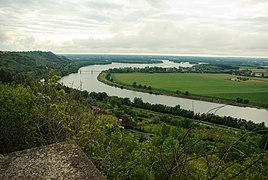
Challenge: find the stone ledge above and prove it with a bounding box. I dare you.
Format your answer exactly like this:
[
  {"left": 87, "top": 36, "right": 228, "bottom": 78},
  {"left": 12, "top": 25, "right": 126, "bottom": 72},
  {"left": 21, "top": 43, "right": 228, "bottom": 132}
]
[{"left": 0, "top": 141, "right": 105, "bottom": 180}]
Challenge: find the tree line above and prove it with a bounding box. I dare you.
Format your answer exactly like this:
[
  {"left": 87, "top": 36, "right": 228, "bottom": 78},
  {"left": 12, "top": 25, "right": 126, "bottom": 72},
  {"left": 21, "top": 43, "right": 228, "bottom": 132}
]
[
  {"left": 106, "top": 65, "right": 267, "bottom": 78},
  {"left": 88, "top": 92, "right": 267, "bottom": 133}
]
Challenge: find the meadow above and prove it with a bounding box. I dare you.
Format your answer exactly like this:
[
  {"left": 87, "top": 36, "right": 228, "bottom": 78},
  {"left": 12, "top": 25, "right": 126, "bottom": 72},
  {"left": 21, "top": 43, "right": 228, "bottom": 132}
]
[{"left": 112, "top": 73, "right": 268, "bottom": 106}]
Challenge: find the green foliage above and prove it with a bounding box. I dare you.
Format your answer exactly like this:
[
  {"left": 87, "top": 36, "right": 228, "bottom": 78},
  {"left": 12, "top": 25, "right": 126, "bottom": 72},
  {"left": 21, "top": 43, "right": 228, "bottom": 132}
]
[
  {"left": 1, "top": 78, "right": 267, "bottom": 179},
  {"left": 0, "top": 83, "right": 37, "bottom": 153},
  {"left": 65, "top": 54, "right": 162, "bottom": 64},
  {"left": 1, "top": 75, "right": 100, "bottom": 153},
  {"left": 0, "top": 51, "right": 70, "bottom": 81},
  {"left": 0, "top": 154, "right": 4, "bottom": 160},
  {"left": 259, "top": 134, "right": 268, "bottom": 150}
]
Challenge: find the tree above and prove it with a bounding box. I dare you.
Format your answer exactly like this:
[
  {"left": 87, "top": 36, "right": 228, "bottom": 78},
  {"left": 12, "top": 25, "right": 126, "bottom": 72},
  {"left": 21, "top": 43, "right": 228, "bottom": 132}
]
[
  {"left": 161, "top": 124, "right": 171, "bottom": 137},
  {"left": 122, "top": 97, "right": 131, "bottom": 106},
  {"left": 236, "top": 97, "right": 243, "bottom": 103},
  {"left": 132, "top": 82, "right": 137, "bottom": 87},
  {"left": 185, "top": 91, "right": 189, "bottom": 96},
  {"left": 121, "top": 114, "right": 135, "bottom": 128},
  {"left": 133, "top": 97, "right": 144, "bottom": 107},
  {"left": 243, "top": 99, "right": 249, "bottom": 104},
  {"left": 259, "top": 134, "right": 268, "bottom": 150}
]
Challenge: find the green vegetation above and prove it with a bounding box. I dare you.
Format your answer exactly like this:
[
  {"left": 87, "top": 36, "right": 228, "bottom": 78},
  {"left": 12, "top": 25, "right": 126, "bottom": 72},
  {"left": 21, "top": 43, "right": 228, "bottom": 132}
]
[
  {"left": 63, "top": 54, "right": 163, "bottom": 64},
  {"left": 0, "top": 51, "right": 164, "bottom": 84},
  {"left": 246, "top": 68, "right": 268, "bottom": 77},
  {"left": 0, "top": 51, "right": 70, "bottom": 81},
  {"left": 1, "top": 80, "right": 267, "bottom": 179},
  {"left": 0, "top": 154, "right": 4, "bottom": 160},
  {"left": 111, "top": 73, "right": 268, "bottom": 107},
  {"left": 1, "top": 51, "right": 268, "bottom": 179},
  {"left": 170, "top": 56, "right": 268, "bottom": 68}
]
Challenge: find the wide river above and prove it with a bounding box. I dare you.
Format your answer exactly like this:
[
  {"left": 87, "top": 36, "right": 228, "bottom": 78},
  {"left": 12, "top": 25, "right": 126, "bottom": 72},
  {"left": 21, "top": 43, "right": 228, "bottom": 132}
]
[{"left": 59, "top": 60, "right": 268, "bottom": 126}]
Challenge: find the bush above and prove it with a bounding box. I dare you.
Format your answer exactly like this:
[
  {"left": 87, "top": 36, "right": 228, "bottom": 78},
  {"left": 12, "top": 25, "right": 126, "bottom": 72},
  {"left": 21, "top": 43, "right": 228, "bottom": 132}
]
[{"left": 0, "top": 83, "right": 37, "bottom": 153}]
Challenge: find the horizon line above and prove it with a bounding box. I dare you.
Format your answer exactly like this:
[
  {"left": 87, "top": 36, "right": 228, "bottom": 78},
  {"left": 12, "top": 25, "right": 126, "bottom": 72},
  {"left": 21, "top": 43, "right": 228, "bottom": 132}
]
[
  {"left": 2, "top": 50, "right": 267, "bottom": 58},
  {"left": 55, "top": 52, "right": 268, "bottom": 58}
]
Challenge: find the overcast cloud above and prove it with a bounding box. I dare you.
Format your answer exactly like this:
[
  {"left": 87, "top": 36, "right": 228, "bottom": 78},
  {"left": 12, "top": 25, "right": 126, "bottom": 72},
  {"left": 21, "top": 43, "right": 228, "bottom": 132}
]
[{"left": 0, "top": 0, "right": 267, "bottom": 56}]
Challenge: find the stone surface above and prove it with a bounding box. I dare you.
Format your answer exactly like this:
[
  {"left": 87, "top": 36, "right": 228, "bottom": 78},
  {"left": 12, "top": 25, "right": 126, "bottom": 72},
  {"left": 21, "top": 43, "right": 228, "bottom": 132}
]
[{"left": 0, "top": 141, "right": 105, "bottom": 180}]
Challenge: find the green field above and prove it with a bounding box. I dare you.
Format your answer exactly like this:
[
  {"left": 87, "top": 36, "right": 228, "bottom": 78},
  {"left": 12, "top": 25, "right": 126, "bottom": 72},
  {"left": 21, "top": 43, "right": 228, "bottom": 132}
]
[{"left": 112, "top": 73, "right": 268, "bottom": 106}]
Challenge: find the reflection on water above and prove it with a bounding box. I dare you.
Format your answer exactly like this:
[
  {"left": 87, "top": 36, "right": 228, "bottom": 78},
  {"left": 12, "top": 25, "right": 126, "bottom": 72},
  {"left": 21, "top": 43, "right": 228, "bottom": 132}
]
[{"left": 59, "top": 61, "right": 268, "bottom": 125}]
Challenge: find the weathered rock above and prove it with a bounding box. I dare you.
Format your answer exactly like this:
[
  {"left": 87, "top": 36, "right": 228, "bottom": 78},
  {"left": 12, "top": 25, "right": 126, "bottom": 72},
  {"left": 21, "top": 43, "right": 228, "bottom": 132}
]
[{"left": 0, "top": 141, "right": 105, "bottom": 180}]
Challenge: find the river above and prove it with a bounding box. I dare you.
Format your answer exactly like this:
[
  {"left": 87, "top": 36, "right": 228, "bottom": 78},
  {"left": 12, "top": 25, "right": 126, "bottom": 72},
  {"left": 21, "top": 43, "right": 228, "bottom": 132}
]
[{"left": 59, "top": 60, "right": 268, "bottom": 126}]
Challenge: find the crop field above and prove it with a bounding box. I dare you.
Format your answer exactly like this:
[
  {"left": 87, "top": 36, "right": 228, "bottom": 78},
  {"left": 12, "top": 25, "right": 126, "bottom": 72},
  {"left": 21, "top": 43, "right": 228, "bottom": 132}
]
[
  {"left": 111, "top": 73, "right": 268, "bottom": 106},
  {"left": 250, "top": 68, "right": 268, "bottom": 76}
]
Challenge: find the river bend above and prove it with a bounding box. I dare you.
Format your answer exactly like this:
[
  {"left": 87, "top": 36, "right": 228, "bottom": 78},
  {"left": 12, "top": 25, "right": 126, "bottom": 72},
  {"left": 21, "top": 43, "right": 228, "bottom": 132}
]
[{"left": 59, "top": 61, "right": 268, "bottom": 125}]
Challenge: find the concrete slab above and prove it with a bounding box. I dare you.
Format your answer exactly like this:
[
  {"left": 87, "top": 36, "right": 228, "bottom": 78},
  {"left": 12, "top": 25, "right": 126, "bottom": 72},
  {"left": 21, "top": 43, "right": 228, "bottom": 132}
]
[{"left": 0, "top": 141, "right": 105, "bottom": 180}]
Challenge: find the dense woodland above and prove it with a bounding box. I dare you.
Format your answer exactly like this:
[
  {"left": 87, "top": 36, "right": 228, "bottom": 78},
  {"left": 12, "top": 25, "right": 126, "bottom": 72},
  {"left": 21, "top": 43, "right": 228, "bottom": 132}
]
[
  {"left": 170, "top": 56, "right": 268, "bottom": 67},
  {"left": 64, "top": 54, "right": 163, "bottom": 64},
  {"left": 0, "top": 51, "right": 268, "bottom": 179}
]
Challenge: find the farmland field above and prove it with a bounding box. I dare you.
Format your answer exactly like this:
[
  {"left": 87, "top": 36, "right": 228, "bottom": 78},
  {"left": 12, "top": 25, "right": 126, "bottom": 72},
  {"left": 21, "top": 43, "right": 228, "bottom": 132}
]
[{"left": 111, "top": 73, "right": 268, "bottom": 106}]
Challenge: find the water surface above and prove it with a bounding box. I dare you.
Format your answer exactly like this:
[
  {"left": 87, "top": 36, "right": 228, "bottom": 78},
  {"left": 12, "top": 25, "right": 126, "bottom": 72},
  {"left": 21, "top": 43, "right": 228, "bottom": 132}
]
[{"left": 59, "top": 61, "right": 268, "bottom": 125}]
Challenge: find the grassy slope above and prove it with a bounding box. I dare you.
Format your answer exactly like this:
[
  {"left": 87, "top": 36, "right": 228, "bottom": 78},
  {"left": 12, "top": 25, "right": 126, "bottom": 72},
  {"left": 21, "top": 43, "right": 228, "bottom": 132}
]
[{"left": 112, "top": 73, "right": 268, "bottom": 105}]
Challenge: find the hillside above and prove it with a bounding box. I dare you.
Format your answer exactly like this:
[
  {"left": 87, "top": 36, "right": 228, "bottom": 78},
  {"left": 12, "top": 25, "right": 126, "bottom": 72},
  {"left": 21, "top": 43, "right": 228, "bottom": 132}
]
[{"left": 0, "top": 51, "right": 70, "bottom": 81}]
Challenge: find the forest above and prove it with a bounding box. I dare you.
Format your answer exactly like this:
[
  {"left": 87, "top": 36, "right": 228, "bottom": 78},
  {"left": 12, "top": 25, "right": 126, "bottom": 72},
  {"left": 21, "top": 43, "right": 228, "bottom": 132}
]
[{"left": 0, "top": 51, "right": 268, "bottom": 179}]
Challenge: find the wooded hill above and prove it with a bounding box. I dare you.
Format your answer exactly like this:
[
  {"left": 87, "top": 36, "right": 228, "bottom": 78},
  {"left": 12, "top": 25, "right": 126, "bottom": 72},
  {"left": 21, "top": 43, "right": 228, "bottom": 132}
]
[{"left": 0, "top": 51, "right": 72, "bottom": 82}]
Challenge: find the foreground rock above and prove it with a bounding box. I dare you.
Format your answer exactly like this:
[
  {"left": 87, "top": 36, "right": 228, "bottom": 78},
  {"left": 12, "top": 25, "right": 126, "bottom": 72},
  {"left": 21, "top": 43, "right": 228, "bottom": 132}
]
[{"left": 0, "top": 141, "right": 105, "bottom": 180}]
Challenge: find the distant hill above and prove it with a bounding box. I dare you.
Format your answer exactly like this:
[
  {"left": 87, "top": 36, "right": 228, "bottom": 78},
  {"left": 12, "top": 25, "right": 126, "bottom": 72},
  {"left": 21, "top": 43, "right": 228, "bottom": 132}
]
[
  {"left": 0, "top": 51, "right": 70, "bottom": 72},
  {"left": 0, "top": 51, "right": 71, "bottom": 82}
]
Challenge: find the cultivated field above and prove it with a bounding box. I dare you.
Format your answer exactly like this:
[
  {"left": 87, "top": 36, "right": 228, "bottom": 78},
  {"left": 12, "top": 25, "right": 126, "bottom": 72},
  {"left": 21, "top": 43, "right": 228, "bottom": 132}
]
[{"left": 112, "top": 73, "right": 268, "bottom": 106}]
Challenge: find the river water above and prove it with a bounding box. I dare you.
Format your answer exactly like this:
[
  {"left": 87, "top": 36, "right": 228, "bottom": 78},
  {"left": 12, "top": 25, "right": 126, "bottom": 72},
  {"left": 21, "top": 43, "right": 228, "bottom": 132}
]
[{"left": 59, "top": 61, "right": 268, "bottom": 125}]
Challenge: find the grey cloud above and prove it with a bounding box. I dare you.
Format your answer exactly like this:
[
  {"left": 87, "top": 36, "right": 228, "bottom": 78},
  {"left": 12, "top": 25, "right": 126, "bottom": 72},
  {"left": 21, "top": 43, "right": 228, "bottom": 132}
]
[
  {"left": 245, "top": 0, "right": 268, "bottom": 4},
  {"left": 2, "top": 20, "right": 267, "bottom": 56},
  {"left": 0, "top": 32, "right": 8, "bottom": 42},
  {"left": 123, "top": 10, "right": 153, "bottom": 22},
  {"left": 87, "top": 1, "right": 124, "bottom": 10},
  {"left": 0, "top": 0, "right": 267, "bottom": 57},
  {"left": 235, "top": 16, "right": 268, "bottom": 25},
  {"left": 145, "top": 0, "right": 169, "bottom": 8},
  {"left": 0, "top": 0, "right": 111, "bottom": 38},
  {"left": 59, "top": 21, "right": 268, "bottom": 56}
]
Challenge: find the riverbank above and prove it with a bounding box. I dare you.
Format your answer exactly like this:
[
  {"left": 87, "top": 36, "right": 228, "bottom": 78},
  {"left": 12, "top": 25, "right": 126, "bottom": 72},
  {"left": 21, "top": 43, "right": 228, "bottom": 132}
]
[{"left": 98, "top": 72, "right": 266, "bottom": 109}]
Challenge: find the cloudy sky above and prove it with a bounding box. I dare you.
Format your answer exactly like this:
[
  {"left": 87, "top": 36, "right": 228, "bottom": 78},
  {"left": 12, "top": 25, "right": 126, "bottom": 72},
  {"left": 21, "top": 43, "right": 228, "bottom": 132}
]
[{"left": 0, "top": 0, "right": 268, "bottom": 57}]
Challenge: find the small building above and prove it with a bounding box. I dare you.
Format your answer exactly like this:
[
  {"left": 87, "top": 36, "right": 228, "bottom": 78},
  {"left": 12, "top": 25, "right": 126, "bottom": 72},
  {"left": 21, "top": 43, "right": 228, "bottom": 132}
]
[{"left": 231, "top": 77, "right": 241, "bottom": 82}]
